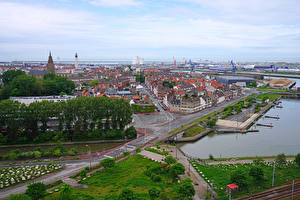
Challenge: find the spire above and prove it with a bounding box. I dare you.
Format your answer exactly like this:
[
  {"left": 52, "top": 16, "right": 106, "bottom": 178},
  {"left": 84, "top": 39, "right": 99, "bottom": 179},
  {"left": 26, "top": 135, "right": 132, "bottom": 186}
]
[
  {"left": 75, "top": 52, "right": 78, "bottom": 58},
  {"left": 46, "top": 51, "right": 55, "bottom": 73}
]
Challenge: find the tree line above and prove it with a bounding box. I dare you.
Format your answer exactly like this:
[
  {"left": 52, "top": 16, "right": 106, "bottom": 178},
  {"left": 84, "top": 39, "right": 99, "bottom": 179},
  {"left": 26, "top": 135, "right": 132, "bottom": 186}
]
[
  {"left": 0, "top": 70, "right": 75, "bottom": 99},
  {"left": 0, "top": 97, "right": 134, "bottom": 144}
]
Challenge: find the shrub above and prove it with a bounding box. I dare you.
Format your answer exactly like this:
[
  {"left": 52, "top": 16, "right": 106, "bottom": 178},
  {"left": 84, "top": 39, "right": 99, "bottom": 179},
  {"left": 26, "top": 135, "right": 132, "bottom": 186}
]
[
  {"left": 100, "top": 158, "right": 116, "bottom": 169},
  {"left": 79, "top": 169, "right": 87, "bottom": 178},
  {"left": 125, "top": 126, "right": 137, "bottom": 139},
  {"left": 209, "top": 154, "right": 214, "bottom": 160},
  {"left": 136, "top": 148, "right": 141, "bottom": 153},
  {"left": 253, "top": 157, "right": 265, "bottom": 166},
  {"left": 151, "top": 174, "right": 162, "bottom": 182},
  {"left": 164, "top": 156, "right": 176, "bottom": 165},
  {"left": 178, "top": 178, "right": 195, "bottom": 200},
  {"left": 118, "top": 188, "right": 136, "bottom": 200},
  {"left": 231, "top": 169, "right": 248, "bottom": 190},
  {"left": 249, "top": 166, "right": 264, "bottom": 183},
  {"left": 295, "top": 153, "right": 300, "bottom": 167},
  {"left": 169, "top": 163, "right": 185, "bottom": 180},
  {"left": 275, "top": 153, "right": 287, "bottom": 168},
  {"left": 149, "top": 187, "right": 160, "bottom": 200},
  {"left": 26, "top": 182, "right": 47, "bottom": 200},
  {"left": 8, "top": 151, "right": 18, "bottom": 160},
  {"left": 59, "top": 184, "right": 72, "bottom": 200},
  {"left": 33, "top": 151, "right": 41, "bottom": 159}
]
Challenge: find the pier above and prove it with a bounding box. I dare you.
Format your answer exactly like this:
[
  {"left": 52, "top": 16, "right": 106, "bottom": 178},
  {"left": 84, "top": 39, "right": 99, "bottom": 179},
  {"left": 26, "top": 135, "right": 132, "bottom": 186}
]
[
  {"left": 256, "top": 123, "right": 274, "bottom": 127},
  {"left": 265, "top": 115, "right": 280, "bottom": 119}
]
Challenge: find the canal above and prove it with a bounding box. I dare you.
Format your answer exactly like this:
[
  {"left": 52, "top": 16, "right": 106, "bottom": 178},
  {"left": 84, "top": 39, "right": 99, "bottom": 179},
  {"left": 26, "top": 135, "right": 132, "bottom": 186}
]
[{"left": 180, "top": 78, "right": 300, "bottom": 158}]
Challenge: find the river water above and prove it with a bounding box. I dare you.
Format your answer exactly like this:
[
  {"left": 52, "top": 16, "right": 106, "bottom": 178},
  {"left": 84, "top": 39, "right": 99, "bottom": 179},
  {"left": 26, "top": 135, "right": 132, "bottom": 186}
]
[{"left": 180, "top": 78, "right": 300, "bottom": 158}]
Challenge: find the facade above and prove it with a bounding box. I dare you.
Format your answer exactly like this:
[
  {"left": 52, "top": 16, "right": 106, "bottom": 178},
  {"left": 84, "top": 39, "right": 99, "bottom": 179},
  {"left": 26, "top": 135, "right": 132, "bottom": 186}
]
[
  {"left": 10, "top": 95, "right": 76, "bottom": 105},
  {"left": 215, "top": 76, "right": 254, "bottom": 86}
]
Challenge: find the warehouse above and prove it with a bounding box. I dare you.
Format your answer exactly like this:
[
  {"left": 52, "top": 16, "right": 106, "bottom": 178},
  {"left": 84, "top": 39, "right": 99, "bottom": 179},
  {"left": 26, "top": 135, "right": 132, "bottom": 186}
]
[{"left": 215, "top": 76, "right": 254, "bottom": 86}]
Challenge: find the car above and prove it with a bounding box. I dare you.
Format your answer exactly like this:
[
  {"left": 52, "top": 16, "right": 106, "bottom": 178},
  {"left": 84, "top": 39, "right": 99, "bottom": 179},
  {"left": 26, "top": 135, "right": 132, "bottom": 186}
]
[{"left": 194, "top": 182, "right": 199, "bottom": 186}]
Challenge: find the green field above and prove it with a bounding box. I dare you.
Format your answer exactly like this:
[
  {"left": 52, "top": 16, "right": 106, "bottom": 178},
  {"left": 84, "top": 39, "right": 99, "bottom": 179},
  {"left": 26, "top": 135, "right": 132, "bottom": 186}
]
[
  {"left": 183, "top": 125, "right": 206, "bottom": 138},
  {"left": 44, "top": 155, "right": 182, "bottom": 200},
  {"left": 258, "top": 88, "right": 300, "bottom": 93},
  {"left": 191, "top": 160, "right": 300, "bottom": 199},
  {"left": 0, "top": 142, "right": 122, "bottom": 157},
  {"left": 256, "top": 93, "right": 280, "bottom": 101}
]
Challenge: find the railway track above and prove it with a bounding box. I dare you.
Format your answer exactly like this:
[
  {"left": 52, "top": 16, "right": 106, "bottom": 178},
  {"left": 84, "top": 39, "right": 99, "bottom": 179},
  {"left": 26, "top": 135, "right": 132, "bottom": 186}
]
[{"left": 234, "top": 181, "right": 300, "bottom": 200}]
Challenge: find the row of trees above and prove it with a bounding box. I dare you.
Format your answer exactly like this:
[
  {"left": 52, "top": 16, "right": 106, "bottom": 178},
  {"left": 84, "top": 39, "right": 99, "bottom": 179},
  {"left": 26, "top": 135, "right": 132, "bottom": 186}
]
[
  {"left": 0, "top": 70, "right": 75, "bottom": 99},
  {"left": 0, "top": 96, "right": 133, "bottom": 144}
]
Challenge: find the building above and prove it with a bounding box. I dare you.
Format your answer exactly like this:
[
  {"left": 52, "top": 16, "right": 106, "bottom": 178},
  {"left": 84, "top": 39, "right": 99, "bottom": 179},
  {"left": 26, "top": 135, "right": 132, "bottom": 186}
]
[
  {"left": 268, "top": 78, "right": 296, "bottom": 89},
  {"left": 46, "top": 52, "right": 55, "bottom": 73},
  {"left": 10, "top": 95, "right": 76, "bottom": 105},
  {"left": 215, "top": 76, "right": 254, "bottom": 86},
  {"left": 75, "top": 53, "right": 78, "bottom": 69}
]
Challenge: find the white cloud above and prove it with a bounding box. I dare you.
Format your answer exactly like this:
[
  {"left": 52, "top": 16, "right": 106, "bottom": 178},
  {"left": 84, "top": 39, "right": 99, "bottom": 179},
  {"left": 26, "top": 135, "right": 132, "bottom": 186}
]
[{"left": 89, "top": 0, "right": 141, "bottom": 7}]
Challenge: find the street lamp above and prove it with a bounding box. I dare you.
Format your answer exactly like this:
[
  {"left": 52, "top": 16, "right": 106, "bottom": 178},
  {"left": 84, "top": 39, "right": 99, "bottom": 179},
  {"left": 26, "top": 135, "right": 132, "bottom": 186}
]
[{"left": 86, "top": 145, "right": 91, "bottom": 169}]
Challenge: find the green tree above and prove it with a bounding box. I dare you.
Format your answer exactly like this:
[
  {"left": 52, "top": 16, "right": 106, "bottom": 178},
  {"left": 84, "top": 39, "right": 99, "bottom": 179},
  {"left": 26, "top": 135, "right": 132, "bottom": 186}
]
[
  {"left": 275, "top": 153, "right": 287, "bottom": 168},
  {"left": 25, "top": 182, "right": 47, "bottom": 200},
  {"left": 8, "top": 194, "right": 32, "bottom": 200},
  {"left": 230, "top": 169, "right": 248, "bottom": 190},
  {"left": 164, "top": 155, "right": 176, "bottom": 165},
  {"left": 88, "top": 79, "right": 99, "bottom": 87},
  {"left": 118, "top": 188, "right": 136, "bottom": 200},
  {"left": 9, "top": 75, "right": 41, "bottom": 96},
  {"left": 169, "top": 163, "right": 185, "bottom": 180},
  {"left": 253, "top": 157, "right": 265, "bottom": 166},
  {"left": 249, "top": 166, "right": 264, "bottom": 183},
  {"left": 125, "top": 126, "right": 137, "bottom": 139},
  {"left": 1, "top": 70, "right": 26, "bottom": 86},
  {"left": 148, "top": 187, "right": 160, "bottom": 200},
  {"left": 178, "top": 178, "right": 195, "bottom": 200},
  {"left": 100, "top": 158, "right": 116, "bottom": 169},
  {"left": 59, "top": 184, "right": 72, "bottom": 200},
  {"left": 295, "top": 153, "right": 300, "bottom": 167}
]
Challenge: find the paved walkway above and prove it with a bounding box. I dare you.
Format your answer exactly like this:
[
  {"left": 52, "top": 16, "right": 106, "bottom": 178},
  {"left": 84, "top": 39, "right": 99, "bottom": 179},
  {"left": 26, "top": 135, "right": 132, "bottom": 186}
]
[
  {"left": 206, "top": 158, "right": 295, "bottom": 165},
  {"left": 165, "top": 145, "right": 216, "bottom": 200},
  {"left": 139, "top": 150, "right": 165, "bottom": 162}
]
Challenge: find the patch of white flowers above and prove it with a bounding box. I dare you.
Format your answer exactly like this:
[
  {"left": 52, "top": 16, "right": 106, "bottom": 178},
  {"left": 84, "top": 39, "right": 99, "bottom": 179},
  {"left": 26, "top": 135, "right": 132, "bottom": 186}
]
[{"left": 0, "top": 164, "right": 62, "bottom": 189}]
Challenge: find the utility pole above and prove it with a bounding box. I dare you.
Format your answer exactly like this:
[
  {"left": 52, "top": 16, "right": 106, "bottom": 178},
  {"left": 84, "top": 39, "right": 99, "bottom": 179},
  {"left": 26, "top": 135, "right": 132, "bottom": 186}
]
[
  {"left": 272, "top": 162, "right": 276, "bottom": 187},
  {"left": 292, "top": 179, "right": 295, "bottom": 200}
]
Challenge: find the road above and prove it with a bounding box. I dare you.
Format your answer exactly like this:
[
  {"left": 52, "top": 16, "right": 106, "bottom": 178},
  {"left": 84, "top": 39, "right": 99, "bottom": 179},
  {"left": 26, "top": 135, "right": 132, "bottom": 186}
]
[{"left": 0, "top": 88, "right": 256, "bottom": 199}]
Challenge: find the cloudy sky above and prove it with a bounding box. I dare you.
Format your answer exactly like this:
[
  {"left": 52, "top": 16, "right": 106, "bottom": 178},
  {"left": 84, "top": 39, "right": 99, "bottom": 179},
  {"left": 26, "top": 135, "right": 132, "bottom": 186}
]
[{"left": 1, "top": 0, "right": 300, "bottom": 61}]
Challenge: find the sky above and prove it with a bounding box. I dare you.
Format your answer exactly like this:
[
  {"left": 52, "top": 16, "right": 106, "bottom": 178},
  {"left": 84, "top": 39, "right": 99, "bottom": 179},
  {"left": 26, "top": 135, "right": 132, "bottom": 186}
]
[{"left": 1, "top": 0, "right": 300, "bottom": 62}]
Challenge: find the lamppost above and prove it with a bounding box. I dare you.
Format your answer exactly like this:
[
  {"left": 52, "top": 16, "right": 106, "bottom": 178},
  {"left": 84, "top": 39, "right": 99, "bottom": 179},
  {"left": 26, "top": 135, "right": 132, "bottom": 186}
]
[{"left": 86, "top": 144, "right": 91, "bottom": 169}]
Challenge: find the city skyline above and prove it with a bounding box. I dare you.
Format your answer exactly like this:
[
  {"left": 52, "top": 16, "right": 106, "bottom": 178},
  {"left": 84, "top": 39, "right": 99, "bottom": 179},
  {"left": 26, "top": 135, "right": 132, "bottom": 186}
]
[{"left": 1, "top": 0, "right": 300, "bottom": 62}]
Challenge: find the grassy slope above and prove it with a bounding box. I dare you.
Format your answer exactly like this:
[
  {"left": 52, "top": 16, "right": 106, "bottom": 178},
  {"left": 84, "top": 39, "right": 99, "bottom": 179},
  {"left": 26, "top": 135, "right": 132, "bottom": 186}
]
[
  {"left": 256, "top": 93, "right": 280, "bottom": 101},
  {"left": 183, "top": 125, "right": 206, "bottom": 138},
  {"left": 45, "top": 154, "right": 180, "bottom": 200},
  {"left": 192, "top": 161, "right": 300, "bottom": 200}
]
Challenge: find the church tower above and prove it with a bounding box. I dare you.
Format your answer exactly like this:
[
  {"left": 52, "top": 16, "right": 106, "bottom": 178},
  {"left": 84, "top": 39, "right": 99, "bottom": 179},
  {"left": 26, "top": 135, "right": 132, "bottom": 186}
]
[
  {"left": 75, "top": 52, "right": 78, "bottom": 69},
  {"left": 46, "top": 52, "right": 55, "bottom": 73}
]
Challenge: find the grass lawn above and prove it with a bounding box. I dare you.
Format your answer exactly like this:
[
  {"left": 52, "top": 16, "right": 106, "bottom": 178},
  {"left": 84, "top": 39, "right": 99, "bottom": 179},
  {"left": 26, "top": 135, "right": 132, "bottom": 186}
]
[
  {"left": 183, "top": 125, "right": 206, "bottom": 138},
  {"left": 258, "top": 88, "right": 300, "bottom": 93},
  {"left": 256, "top": 93, "right": 280, "bottom": 101},
  {"left": 191, "top": 160, "right": 300, "bottom": 200},
  {"left": 44, "top": 154, "right": 181, "bottom": 200}
]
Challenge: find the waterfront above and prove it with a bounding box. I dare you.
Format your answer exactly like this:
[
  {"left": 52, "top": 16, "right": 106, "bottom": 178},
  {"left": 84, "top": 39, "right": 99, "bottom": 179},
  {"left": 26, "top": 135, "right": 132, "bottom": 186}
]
[{"left": 180, "top": 98, "right": 300, "bottom": 159}]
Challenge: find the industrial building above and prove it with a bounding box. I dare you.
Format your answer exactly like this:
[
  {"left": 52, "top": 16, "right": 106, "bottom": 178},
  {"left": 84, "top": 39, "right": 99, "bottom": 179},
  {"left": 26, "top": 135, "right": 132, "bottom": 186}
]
[{"left": 215, "top": 76, "right": 254, "bottom": 86}]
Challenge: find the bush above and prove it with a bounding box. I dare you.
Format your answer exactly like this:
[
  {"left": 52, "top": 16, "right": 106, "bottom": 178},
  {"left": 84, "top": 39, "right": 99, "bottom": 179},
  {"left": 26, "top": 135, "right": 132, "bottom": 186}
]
[
  {"left": 8, "top": 151, "right": 18, "bottom": 160},
  {"left": 79, "top": 169, "right": 87, "bottom": 178},
  {"left": 125, "top": 126, "right": 137, "bottom": 139},
  {"left": 136, "top": 148, "right": 141, "bottom": 153},
  {"left": 164, "top": 156, "right": 176, "bottom": 165},
  {"left": 8, "top": 194, "right": 32, "bottom": 200},
  {"left": 59, "top": 184, "right": 72, "bottom": 200},
  {"left": 148, "top": 187, "right": 160, "bottom": 200},
  {"left": 33, "top": 151, "right": 41, "bottom": 159},
  {"left": 169, "top": 163, "right": 185, "bottom": 180},
  {"left": 275, "top": 153, "right": 287, "bottom": 168},
  {"left": 253, "top": 157, "right": 265, "bottom": 166},
  {"left": 249, "top": 166, "right": 264, "bottom": 183},
  {"left": 295, "top": 153, "right": 300, "bottom": 167},
  {"left": 25, "top": 182, "right": 47, "bottom": 200},
  {"left": 209, "top": 154, "right": 214, "bottom": 160},
  {"left": 100, "top": 158, "right": 116, "bottom": 169},
  {"left": 151, "top": 174, "right": 162, "bottom": 182},
  {"left": 178, "top": 178, "right": 195, "bottom": 200},
  {"left": 118, "top": 188, "right": 136, "bottom": 200},
  {"left": 230, "top": 169, "right": 248, "bottom": 190}
]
